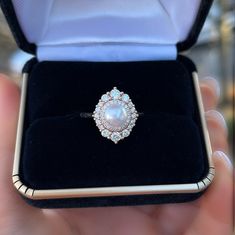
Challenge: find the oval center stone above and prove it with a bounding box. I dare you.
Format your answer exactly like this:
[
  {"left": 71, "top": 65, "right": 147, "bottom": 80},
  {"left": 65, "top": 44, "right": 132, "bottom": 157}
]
[{"left": 104, "top": 103, "right": 128, "bottom": 128}]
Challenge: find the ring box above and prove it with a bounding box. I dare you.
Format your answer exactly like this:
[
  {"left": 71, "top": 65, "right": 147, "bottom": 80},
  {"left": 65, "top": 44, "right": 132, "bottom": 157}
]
[{"left": 1, "top": 0, "right": 215, "bottom": 208}]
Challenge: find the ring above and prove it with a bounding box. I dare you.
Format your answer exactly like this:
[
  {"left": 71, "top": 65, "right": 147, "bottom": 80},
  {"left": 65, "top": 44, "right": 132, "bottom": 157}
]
[{"left": 93, "top": 87, "right": 138, "bottom": 144}]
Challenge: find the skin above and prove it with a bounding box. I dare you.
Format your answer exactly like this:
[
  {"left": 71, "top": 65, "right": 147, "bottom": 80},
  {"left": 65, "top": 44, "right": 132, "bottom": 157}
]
[{"left": 0, "top": 74, "right": 233, "bottom": 235}]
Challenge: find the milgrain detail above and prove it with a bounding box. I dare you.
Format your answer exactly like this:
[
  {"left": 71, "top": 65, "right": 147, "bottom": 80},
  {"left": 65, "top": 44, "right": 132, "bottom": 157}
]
[
  {"left": 12, "top": 72, "right": 215, "bottom": 200},
  {"left": 197, "top": 167, "right": 215, "bottom": 190},
  {"left": 12, "top": 175, "right": 34, "bottom": 197}
]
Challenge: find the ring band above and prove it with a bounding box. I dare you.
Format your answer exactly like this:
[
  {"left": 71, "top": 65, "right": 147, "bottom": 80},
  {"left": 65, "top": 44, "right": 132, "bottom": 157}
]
[{"left": 80, "top": 112, "right": 143, "bottom": 118}]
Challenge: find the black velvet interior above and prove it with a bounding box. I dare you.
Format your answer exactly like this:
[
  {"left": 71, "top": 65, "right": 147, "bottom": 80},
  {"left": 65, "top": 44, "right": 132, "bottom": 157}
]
[{"left": 20, "top": 58, "right": 209, "bottom": 191}]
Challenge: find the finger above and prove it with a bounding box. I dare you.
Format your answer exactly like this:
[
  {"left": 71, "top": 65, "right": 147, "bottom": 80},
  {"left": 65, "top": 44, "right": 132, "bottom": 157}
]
[
  {"left": 200, "top": 77, "right": 220, "bottom": 111},
  {"left": 193, "top": 151, "right": 233, "bottom": 234},
  {"left": 205, "top": 110, "right": 229, "bottom": 153},
  {"left": 0, "top": 76, "right": 69, "bottom": 235},
  {"left": 0, "top": 75, "right": 34, "bottom": 215},
  {"left": 146, "top": 151, "right": 232, "bottom": 235},
  {"left": 0, "top": 74, "right": 19, "bottom": 152}
]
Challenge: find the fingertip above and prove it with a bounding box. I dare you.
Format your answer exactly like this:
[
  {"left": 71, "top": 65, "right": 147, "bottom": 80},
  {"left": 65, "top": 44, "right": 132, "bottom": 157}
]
[
  {"left": 0, "top": 73, "right": 18, "bottom": 89},
  {"left": 201, "top": 77, "right": 220, "bottom": 98},
  {"left": 0, "top": 73, "right": 9, "bottom": 79},
  {"left": 0, "top": 73, "right": 19, "bottom": 86},
  {"left": 0, "top": 74, "right": 20, "bottom": 151},
  {"left": 0, "top": 74, "right": 20, "bottom": 112},
  {"left": 205, "top": 110, "right": 228, "bottom": 135},
  {"left": 200, "top": 77, "right": 220, "bottom": 110},
  {"left": 213, "top": 151, "right": 233, "bottom": 173}
]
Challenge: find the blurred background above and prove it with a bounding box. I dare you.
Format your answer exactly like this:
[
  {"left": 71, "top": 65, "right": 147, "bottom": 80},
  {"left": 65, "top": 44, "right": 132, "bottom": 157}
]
[{"left": 0, "top": 0, "right": 234, "bottom": 157}]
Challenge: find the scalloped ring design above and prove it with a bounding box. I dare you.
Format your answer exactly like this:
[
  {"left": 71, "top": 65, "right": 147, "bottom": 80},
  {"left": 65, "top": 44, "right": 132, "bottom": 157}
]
[{"left": 93, "top": 87, "right": 138, "bottom": 144}]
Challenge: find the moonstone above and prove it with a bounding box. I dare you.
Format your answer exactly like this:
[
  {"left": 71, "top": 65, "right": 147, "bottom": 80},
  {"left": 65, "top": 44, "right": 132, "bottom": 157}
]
[{"left": 104, "top": 103, "right": 128, "bottom": 128}]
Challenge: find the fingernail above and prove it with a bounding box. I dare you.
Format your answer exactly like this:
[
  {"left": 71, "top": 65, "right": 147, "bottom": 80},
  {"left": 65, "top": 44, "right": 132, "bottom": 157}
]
[
  {"left": 214, "top": 151, "right": 233, "bottom": 170},
  {"left": 202, "top": 77, "right": 220, "bottom": 99},
  {"left": 205, "top": 110, "right": 228, "bottom": 134}
]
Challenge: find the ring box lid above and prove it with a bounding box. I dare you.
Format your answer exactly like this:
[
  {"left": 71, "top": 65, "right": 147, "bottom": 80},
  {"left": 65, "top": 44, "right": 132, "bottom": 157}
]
[{"left": 0, "top": 0, "right": 213, "bottom": 60}]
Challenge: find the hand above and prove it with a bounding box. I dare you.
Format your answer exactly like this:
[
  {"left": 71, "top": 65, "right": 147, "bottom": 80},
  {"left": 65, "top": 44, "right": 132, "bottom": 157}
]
[{"left": 0, "top": 74, "right": 232, "bottom": 235}]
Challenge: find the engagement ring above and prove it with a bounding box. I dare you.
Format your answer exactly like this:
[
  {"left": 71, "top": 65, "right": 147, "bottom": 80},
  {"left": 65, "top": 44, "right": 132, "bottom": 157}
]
[{"left": 93, "top": 87, "right": 138, "bottom": 143}]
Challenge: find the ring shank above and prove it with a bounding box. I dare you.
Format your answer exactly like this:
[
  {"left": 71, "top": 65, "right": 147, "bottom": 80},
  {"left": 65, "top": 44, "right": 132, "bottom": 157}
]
[{"left": 80, "top": 112, "right": 144, "bottom": 118}]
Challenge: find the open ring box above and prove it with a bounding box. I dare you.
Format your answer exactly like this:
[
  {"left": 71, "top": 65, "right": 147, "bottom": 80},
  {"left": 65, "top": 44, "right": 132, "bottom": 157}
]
[{"left": 1, "top": 0, "right": 215, "bottom": 208}]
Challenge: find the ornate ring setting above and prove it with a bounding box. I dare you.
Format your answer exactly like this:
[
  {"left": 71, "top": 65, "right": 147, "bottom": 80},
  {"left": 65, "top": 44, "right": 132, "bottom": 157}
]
[{"left": 93, "top": 87, "right": 138, "bottom": 144}]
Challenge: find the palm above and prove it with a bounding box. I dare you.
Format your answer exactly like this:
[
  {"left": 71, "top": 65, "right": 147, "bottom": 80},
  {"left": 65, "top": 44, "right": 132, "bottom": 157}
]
[{"left": 0, "top": 76, "right": 232, "bottom": 235}]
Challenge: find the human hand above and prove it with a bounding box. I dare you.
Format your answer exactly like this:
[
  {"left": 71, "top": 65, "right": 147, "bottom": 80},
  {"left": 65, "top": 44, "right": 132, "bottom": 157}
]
[{"left": 0, "top": 74, "right": 232, "bottom": 235}]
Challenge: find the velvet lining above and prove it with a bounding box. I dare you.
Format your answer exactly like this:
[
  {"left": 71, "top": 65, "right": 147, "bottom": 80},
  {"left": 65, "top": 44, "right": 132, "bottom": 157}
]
[
  {"left": 0, "top": 0, "right": 213, "bottom": 54},
  {"left": 20, "top": 58, "right": 208, "bottom": 194},
  {"left": 10, "top": 0, "right": 201, "bottom": 62}
]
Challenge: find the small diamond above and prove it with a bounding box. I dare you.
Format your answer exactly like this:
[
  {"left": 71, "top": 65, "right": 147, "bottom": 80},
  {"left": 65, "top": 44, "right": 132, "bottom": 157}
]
[
  {"left": 111, "top": 132, "right": 122, "bottom": 143},
  {"left": 96, "top": 120, "right": 101, "bottom": 125},
  {"left": 101, "top": 94, "right": 109, "bottom": 102},
  {"left": 94, "top": 113, "right": 99, "bottom": 119},
  {"left": 110, "top": 88, "right": 120, "bottom": 99},
  {"left": 131, "top": 107, "right": 136, "bottom": 112},
  {"left": 132, "top": 114, "right": 137, "bottom": 118},
  {"left": 101, "top": 130, "right": 110, "bottom": 137},
  {"left": 122, "top": 130, "right": 130, "bottom": 138},
  {"left": 122, "top": 94, "right": 129, "bottom": 102}
]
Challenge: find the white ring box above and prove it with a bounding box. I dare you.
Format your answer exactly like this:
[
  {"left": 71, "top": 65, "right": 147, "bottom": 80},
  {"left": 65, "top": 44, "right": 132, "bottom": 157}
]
[{"left": 1, "top": 0, "right": 215, "bottom": 208}]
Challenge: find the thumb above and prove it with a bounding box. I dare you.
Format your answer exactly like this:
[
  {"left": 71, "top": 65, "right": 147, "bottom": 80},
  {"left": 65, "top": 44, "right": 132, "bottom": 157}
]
[
  {"left": 0, "top": 74, "right": 19, "bottom": 152},
  {"left": 0, "top": 74, "right": 34, "bottom": 215}
]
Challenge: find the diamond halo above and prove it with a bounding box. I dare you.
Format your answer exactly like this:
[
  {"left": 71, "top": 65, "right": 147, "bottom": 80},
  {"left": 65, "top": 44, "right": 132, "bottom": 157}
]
[{"left": 93, "top": 87, "right": 138, "bottom": 143}]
